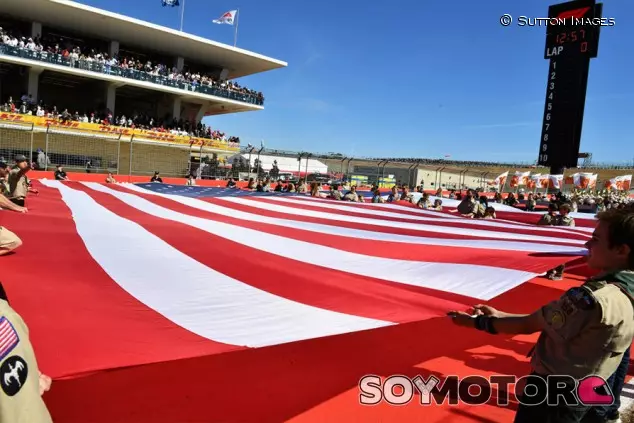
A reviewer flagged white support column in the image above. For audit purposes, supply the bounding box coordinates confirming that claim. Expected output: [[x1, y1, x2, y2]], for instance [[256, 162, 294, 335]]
[[31, 22, 42, 40], [106, 84, 117, 115], [109, 41, 119, 58], [172, 97, 182, 120], [175, 57, 184, 72], [219, 68, 230, 80], [196, 103, 209, 123], [27, 67, 43, 103]]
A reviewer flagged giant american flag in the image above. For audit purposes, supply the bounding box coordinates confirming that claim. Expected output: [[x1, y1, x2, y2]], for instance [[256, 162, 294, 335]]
[[0, 180, 597, 422]]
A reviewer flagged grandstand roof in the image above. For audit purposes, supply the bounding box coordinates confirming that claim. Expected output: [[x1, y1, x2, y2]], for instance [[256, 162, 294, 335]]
[[0, 0, 287, 79]]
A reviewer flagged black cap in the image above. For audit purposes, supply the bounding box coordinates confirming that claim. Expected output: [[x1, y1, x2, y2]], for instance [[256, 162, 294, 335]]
[[14, 155, 27, 163], [0, 162, 6, 169]]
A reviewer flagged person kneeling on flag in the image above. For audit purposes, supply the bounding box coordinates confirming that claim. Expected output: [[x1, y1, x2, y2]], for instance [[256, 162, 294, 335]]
[[448, 208, 634, 423]]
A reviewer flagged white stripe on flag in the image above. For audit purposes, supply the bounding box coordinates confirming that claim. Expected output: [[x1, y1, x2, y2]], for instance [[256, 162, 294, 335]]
[[212, 197, 587, 246], [266, 196, 591, 238], [42, 180, 391, 347], [117, 183, 586, 255], [83, 182, 538, 300]]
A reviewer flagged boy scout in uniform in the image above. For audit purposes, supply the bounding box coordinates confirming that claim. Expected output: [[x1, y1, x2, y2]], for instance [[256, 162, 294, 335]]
[[448, 207, 634, 423], [8, 155, 31, 207], [537, 203, 559, 226], [0, 283, 52, 422]]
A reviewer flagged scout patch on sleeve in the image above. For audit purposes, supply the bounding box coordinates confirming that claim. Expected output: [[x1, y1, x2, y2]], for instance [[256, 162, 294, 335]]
[[0, 317, 19, 362], [566, 287, 597, 311], [0, 356, 28, 396], [549, 310, 566, 329]]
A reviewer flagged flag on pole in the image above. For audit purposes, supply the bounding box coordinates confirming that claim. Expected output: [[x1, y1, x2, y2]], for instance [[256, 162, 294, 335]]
[[161, 0, 180, 6], [213, 10, 237, 25]]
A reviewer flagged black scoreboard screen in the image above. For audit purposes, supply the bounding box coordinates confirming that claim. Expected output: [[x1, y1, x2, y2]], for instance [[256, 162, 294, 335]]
[[537, 0, 602, 168]]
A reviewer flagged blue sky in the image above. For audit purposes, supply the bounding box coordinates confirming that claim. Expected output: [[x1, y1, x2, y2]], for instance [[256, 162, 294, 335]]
[[78, 0, 633, 164]]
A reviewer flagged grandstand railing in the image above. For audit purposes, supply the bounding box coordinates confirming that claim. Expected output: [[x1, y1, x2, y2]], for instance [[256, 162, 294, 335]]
[[0, 45, 263, 106]]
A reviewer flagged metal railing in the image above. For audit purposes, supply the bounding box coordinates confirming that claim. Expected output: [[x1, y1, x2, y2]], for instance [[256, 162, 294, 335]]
[[0, 44, 264, 106]]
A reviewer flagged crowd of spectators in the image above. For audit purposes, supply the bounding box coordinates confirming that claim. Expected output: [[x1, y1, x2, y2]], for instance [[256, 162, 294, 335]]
[[1, 95, 240, 143], [0, 27, 264, 106]]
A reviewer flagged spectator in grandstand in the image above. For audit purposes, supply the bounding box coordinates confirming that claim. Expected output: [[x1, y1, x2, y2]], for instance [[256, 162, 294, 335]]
[[150, 171, 163, 183], [186, 174, 196, 186], [0, 280, 54, 422], [105, 172, 116, 183], [448, 207, 634, 423], [8, 155, 31, 207], [85, 160, 93, 173], [0, 29, 263, 109], [387, 186, 400, 203]]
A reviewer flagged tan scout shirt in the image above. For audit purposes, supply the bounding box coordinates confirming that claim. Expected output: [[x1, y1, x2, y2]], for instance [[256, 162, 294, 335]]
[[557, 215, 576, 227], [8, 169, 28, 200], [537, 213, 556, 226], [0, 300, 52, 423], [531, 276, 634, 380]]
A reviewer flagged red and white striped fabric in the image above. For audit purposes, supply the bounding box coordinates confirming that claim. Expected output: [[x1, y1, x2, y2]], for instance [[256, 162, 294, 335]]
[[13, 181, 590, 379], [0, 317, 19, 360]]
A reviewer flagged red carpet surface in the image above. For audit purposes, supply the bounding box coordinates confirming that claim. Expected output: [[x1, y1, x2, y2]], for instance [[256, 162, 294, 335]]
[[0, 180, 616, 422]]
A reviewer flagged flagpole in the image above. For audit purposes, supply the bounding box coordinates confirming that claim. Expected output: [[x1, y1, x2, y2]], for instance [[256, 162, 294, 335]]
[[234, 9, 239, 47], [179, 0, 186, 31]]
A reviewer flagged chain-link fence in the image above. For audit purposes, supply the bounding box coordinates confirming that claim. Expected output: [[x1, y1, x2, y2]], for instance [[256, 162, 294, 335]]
[[45, 127, 121, 173], [129, 136, 191, 178], [0, 121, 34, 164]]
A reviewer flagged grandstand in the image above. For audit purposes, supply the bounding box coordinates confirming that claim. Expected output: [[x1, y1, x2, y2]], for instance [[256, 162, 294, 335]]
[[0, 0, 286, 176]]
